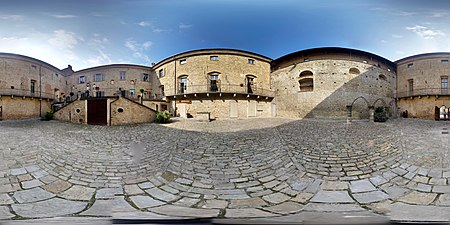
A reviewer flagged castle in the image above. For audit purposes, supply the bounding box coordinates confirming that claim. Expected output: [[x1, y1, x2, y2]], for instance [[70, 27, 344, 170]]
[[0, 47, 449, 125]]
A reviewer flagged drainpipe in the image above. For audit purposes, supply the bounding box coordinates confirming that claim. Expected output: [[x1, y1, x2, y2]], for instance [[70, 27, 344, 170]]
[[39, 65, 42, 117], [173, 56, 177, 116]]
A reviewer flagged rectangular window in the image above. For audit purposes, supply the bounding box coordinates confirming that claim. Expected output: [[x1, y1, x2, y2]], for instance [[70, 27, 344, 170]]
[[248, 59, 255, 65], [119, 71, 126, 80], [442, 77, 448, 95], [180, 59, 186, 65], [31, 65, 37, 69], [79, 75, 86, 84], [158, 69, 165, 78], [407, 63, 414, 68], [210, 56, 218, 61], [94, 73, 104, 82], [408, 79, 414, 95], [30, 80, 36, 95], [442, 60, 449, 64], [142, 73, 149, 81]]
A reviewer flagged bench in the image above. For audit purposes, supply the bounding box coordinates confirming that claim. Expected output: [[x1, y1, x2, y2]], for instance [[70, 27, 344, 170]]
[[196, 112, 211, 122]]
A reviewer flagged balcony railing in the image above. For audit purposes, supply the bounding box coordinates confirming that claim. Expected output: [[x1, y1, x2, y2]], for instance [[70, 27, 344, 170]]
[[396, 88, 450, 98], [0, 88, 55, 99], [76, 87, 164, 101], [166, 84, 274, 98]]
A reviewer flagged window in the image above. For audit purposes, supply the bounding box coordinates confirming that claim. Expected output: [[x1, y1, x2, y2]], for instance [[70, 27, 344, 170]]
[[179, 76, 188, 94], [299, 70, 313, 78], [299, 78, 314, 92], [158, 69, 165, 78], [442, 77, 448, 95], [119, 71, 126, 80], [408, 79, 414, 95], [129, 89, 135, 96], [31, 65, 37, 69], [142, 73, 149, 82], [349, 68, 360, 75], [209, 73, 219, 92], [160, 85, 165, 97], [362, 60, 368, 64], [246, 75, 256, 94], [379, 74, 387, 81], [248, 59, 255, 65], [94, 74, 104, 82], [407, 63, 414, 68], [30, 80, 36, 95], [442, 60, 449, 64], [79, 75, 86, 84], [210, 56, 218, 61], [180, 59, 186, 65]]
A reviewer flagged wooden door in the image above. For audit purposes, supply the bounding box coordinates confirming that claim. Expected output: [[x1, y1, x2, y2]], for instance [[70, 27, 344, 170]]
[[87, 99, 107, 125]]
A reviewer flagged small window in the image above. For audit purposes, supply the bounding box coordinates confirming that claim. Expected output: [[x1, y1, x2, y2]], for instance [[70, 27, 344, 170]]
[[76, 109, 80, 113], [248, 59, 255, 65], [180, 59, 186, 65], [31, 65, 37, 69], [299, 70, 313, 77], [362, 60, 368, 64], [79, 75, 86, 84], [94, 74, 104, 82], [117, 108, 124, 113], [158, 69, 165, 78], [30, 80, 36, 94], [349, 68, 360, 75], [407, 63, 414, 68], [299, 78, 314, 92], [379, 74, 387, 81], [142, 73, 149, 82], [210, 56, 218, 61], [119, 71, 126, 80], [442, 60, 449, 64]]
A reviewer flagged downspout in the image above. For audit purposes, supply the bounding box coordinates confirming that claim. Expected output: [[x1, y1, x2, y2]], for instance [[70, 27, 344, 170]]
[[173, 56, 177, 116], [39, 65, 42, 117]]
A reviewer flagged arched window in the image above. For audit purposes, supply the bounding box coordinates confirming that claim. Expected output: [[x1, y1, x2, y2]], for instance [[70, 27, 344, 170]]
[[178, 75, 188, 94], [379, 74, 387, 81], [349, 68, 360, 75], [246, 75, 256, 94], [299, 78, 314, 92], [208, 72, 220, 92], [299, 70, 313, 78]]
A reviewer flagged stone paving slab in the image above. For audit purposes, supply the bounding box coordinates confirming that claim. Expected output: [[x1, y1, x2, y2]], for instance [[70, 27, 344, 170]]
[[148, 205, 220, 218], [389, 202, 450, 222], [12, 198, 87, 218], [58, 185, 95, 201], [303, 203, 365, 212], [12, 188, 55, 203], [310, 191, 354, 203], [225, 208, 277, 218], [0, 206, 15, 219], [80, 199, 113, 217]]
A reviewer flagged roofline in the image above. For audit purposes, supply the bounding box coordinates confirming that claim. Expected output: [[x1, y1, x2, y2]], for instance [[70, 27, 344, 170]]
[[395, 52, 450, 64], [153, 48, 272, 68], [272, 47, 396, 68], [0, 52, 62, 71], [73, 64, 152, 74]]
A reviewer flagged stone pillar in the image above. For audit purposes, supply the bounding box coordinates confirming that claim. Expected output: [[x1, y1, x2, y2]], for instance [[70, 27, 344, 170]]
[[346, 105, 352, 124], [385, 107, 390, 118], [369, 106, 375, 123]]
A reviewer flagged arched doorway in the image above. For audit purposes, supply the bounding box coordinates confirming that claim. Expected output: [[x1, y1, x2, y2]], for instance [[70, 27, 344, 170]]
[[439, 106, 449, 121], [350, 96, 370, 120]]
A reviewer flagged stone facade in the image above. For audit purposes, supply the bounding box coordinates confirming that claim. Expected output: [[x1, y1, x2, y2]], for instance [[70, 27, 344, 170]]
[[2, 48, 450, 123], [271, 49, 396, 119], [53, 99, 86, 124], [396, 53, 450, 120]]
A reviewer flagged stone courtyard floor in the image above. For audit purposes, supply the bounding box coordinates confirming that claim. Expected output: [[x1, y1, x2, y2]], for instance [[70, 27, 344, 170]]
[[1, 117, 450, 223]]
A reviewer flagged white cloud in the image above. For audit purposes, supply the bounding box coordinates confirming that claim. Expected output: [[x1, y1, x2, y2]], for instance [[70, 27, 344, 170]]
[[48, 30, 79, 49], [380, 39, 387, 43], [124, 39, 152, 63], [392, 34, 403, 38], [138, 21, 152, 27], [179, 23, 193, 29], [0, 14, 24, 21], [406, 25, 445, 39], [86, 49, 113, 66], [50, 14, 78, 19]]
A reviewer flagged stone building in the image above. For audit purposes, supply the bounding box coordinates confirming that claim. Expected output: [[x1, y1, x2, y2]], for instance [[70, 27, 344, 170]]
[[2, 47, 450, 123], [153, 49, 274, 119], [396, 53, 450, 120], [271, 48, 397, 120]]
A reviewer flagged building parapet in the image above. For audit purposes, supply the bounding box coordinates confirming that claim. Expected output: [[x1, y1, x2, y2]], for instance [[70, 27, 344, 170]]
[[397, 88, 450, 98], [0, 88, 55, 99], [165, 84, 274, 98]]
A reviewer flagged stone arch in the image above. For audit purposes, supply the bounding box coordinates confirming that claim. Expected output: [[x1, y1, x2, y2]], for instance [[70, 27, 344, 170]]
[[350, 96, 370, 119], [299, 70, 313, 78], [349, 68, 360, 75], [372, 98, 388, 108]]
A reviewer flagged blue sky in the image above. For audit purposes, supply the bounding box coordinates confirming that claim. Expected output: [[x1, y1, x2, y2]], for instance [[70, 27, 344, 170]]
[[1, 0, 450, 70]]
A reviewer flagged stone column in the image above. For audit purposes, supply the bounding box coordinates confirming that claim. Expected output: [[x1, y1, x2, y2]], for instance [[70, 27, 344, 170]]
[[369, 106, 375, 123], [346, 105, 352, 124]]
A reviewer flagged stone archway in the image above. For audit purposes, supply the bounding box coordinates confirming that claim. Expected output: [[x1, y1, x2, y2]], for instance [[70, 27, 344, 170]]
[[346, 96, 370, 123]]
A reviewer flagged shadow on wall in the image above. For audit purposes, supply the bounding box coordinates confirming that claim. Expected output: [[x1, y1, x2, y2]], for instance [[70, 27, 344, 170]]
[[291, 67, 395, 120]]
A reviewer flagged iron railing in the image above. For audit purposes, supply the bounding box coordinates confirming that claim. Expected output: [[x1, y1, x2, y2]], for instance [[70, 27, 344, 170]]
[[396, 88, 450, 98], [166, 84, 274, 97], [75, 87, 164, 101], [0, 88, 55, 99]]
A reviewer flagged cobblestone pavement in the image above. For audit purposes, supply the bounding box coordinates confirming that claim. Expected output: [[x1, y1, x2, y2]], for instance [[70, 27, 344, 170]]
[[1, 118, 450, 223]]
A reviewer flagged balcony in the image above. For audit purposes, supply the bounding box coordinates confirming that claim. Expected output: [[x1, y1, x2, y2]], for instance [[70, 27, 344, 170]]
[[396, 88, 450, 99], [165, 84, 274, 100], [77, 88, 164, 101], [0, 88, 55, 99]]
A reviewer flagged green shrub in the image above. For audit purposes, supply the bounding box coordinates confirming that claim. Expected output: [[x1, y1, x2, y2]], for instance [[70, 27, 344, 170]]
[[44, 110, 54, 121], [374, 106, 388, 122], [155, 110, 171, 123]]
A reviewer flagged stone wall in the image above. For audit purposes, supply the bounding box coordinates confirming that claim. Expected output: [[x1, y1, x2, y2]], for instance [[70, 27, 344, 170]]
[[53, 99, 87, 124], [142, 100, 168, 112], [0, 96, 51, 120], [397, 96, 450, 120], [110, 97, 156, 125], [271, 58, 396, 119]]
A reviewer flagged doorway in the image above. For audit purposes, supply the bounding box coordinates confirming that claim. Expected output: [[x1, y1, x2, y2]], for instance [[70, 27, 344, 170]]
[[87, 99, 107, 125]]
